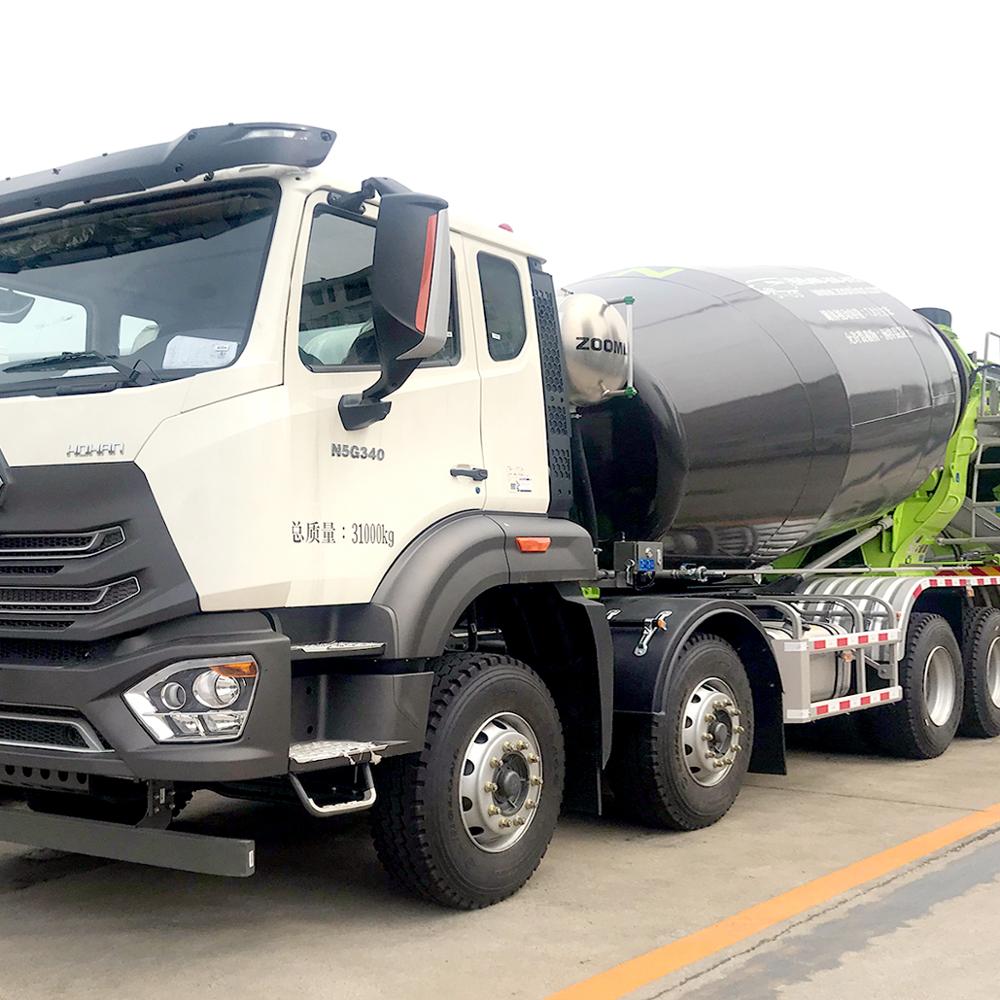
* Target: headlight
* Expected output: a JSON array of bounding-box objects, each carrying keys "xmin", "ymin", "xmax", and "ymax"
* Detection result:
[{"xmin": 123, "ymin": 657, "xmax": 259, "ymax": 742}]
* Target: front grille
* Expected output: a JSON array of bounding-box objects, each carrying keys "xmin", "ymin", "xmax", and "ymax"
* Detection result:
[
  {"xmin": 0, "ymin": 717, "xmax": 88, "ymax": 749},
  {"xmin": 0, "ymin": 577, "xmax": 139, "ymax": 615},
  {"xmin": 0, "ymin": 711, "xmax": 106, "ymax": 753},
  {"xmin": 0, "ymin": 619, "xmax": 73, "ymax": 631},
  {"xmin": 0, "ymin": 526, "xmax": 125, "ymax": 562},
  {"xmin": 0, "ymin": 636, "xmax": 113, "ymax": 664}
]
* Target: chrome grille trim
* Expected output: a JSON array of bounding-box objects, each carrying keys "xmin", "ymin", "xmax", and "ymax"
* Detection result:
[
  {"xmin": 0, "ymin": 576, "xmax": 140, "ymax": 615},
  {"xmin": 0, "ymin": 712, "xmax": 110, "ymax": 754},
  {"xmin": 0, "ymin": 526, "xmax": 125, "ymax": 562}
]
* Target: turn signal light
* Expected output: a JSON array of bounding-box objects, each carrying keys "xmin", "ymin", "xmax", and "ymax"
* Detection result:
[
  {"xmin": 211, "ymin": 659, "xmax": 258, "ymax": 678},
  {"xmin": 515, "ymin": 536, "xmax": 551, "ymax": 553}
]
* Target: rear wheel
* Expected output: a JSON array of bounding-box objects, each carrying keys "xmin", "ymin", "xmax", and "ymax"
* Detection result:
[
  {"xmin": 370, "ymin": 652, "xmax": 564, "ymax": 909},
  {"xmin": 609, "ymin": 633, "xmax": 753, "ymax": 830},
  {"xmin": 867, "ymin": 612, "xmax": 963, "ymax": 759},
  {"xmin": 959, "ymin": 608, "xmax": 1000, "ymax": 738}
]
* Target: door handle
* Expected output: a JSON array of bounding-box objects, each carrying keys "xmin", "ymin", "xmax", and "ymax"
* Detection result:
[{"xmin": 450, "ymin": 466, "xmax": 489, "ymax": 481}]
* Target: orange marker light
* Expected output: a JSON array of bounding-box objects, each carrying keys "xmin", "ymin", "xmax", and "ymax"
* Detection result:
[
  {"xmin": 516, "ymin": 536, "xmax": 551, "ymax": 553},
  {"xmin": 211, "ymin": 659, "xmax": 258, "ymax": 678}
]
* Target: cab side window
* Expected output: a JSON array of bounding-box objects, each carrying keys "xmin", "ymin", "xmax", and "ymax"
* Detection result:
[
  {"xmin": 298, "ymin": 207, "xmax": 460, "ymax": 370},
  {"xmin": 478, "ymin": 253, "xmax": 527, "ymax": 362}
]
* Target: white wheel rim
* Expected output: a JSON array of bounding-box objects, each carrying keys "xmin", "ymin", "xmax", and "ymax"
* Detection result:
[
  {"xmin": 923, "ymin": 645, "xmax": 957, "ymax": 727},
  {"xmin": 987, "ymin": 637, "xmax": 1000, "ymax": 710},
  {"xmin": 680, "ymin": 677, "xmax": 743, "ymax": 787},
  {"xmin": 458, "ymin": 712, "xmax": 543, "ymax": 854}
]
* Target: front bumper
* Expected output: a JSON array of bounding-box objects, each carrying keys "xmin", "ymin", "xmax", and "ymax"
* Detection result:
[{"xmin": 0, "ymin": 611, "xmax": 291, "ymax": 783}]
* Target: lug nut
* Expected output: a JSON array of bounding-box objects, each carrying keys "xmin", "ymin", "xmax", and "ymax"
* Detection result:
[
  {"xmin": 530, "ymin": 776, "xmax": 543, "ymax": 787},
  {"xmin": 490, "ymin": 757, "xmax": 502, "ymax": 768},
  {"xmin": 513, "ymin": 817, "xmax": 526, "ymax": 826},
  {"xmin": 517, "ymin": 740, "xmax": 528, "ymax": 751},
  {"xmin": 736, "ymin": 725, "xmax": 746, "ymax": 734},
  {"xmin": 525, "ymin": 799, "xmax": 536, "ymax": 809},
  {"xmin": 487, "ymin": 805, "xmax": 500, "ymax": 816},
  {"xmin": 705, "ymin": 713, "xmax": 716, "ymax": 724},
  {"xmin": 503, "ymin": 741, "xmax": 513, "ymax": 751},
  {"xmin": 499, "ymin": 818, "xmax": 512, "ymax": 828},
  {"xmin": 484, "ymin": 782, "xmax": 498, "ymax": 793},
  {"xmin": 528, "ymin": 753, "xmax": 539, "ymax": 764},
  {"xmin": 702, "ymin": 733, "xmax": 713, "ymax": 742}
]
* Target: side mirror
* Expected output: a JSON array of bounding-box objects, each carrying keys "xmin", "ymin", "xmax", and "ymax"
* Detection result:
[
  {"xmin": 339, "ymin": 192, "xmax": 450, "ymax": 430},
  {"xmin": 0, "ymin": 287, "xmax": 35, "ymax": 324}
]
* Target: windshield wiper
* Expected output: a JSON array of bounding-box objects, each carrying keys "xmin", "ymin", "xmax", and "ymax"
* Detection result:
[
  {"xmin": 3, "ymin": 350, "xmax": 161, "ymax": 386},
  {"xmin": 5, "ymin": 350, "xmax": 130, "ymax": 374}
]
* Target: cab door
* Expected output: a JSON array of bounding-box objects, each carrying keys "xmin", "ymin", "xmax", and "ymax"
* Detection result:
[
  {"xmin": 283, "ymin": 192, "xmax": 484, "ymax": 607},
  {"xmin": 461, "ymin": 239, "xmax": 549, "ymax": 513}
]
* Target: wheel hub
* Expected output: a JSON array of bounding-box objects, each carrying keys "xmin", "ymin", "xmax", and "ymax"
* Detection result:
[
  {"xmin": 923, "ymin": 645, "xmax": 957, "ymax": 727},
  {"xmin": 987, "ymin": 637, "xmax": 1000, "ymax": 710},
  {"xmin": 459, "ymin": 712, "xmax": 543, "ymax": 853},
  {"xmin": 682, "ymin": 678, "xmax": 743, "ymax": 787}
]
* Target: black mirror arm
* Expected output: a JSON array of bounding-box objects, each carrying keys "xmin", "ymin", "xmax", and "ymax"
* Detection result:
[
  {"xmin": 338, "ymin": 393, "xmax": 392, "ymax": 431},
  {"xmin": 339, "ymin": 356, "xmax": 420, "ymax": 431},
  {"xmin": 329, "ymin": 176, "xmax": 412, "ymax": 214}
]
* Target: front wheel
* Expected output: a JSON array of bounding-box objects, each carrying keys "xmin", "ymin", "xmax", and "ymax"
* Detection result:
[
  {"xmin": 609, "ymin": 633, "xmax": 754, "ymax": 830},
  {"xmin": 371, "ymin": 652, "xmax": 564, "ymax": 909}
]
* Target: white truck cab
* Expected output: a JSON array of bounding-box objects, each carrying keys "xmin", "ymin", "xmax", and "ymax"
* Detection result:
[{"xmin": 0, "ymin": 125, "xmax": 606, "ymax": 907}]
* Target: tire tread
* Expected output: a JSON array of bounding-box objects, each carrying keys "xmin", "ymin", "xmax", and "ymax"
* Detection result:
[
  {"xmin": 609, "ymin": 633, "xmax": 748, "ymax": 831},
  {"xmin": 959, "ymin": 607, "xmax": 1000, "ymax": 738},
  {"xmin": 370, "ymin": 651, "xmax": 559, "ymax": 909},
  {"xmin": 867, "ymin": 612, "xmax": 962, "ymax": 759}
]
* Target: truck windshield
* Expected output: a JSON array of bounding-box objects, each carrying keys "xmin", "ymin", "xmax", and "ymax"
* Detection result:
[{"xmin": 0, "ymin": 181, "xmax": 278, "ymax": 396}]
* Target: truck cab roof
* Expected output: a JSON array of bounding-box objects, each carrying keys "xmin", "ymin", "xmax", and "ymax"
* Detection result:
[{"xmin": 0, "ymin": 121, "xmax": 542, "ymax": 260}]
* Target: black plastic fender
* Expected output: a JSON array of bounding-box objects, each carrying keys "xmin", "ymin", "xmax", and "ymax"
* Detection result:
[
  {"xmin": 372, "ymin": 512, "xmax": 597, "ymax": 658},
  {"xmin": 604, "ymin": 595, "xmax": 786, "ymax": 775}
]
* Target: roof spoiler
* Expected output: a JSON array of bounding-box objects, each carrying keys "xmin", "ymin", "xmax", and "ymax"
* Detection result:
[{"xmin": 0, "ymin": 122, "xmax": 336, "ymax": 222}]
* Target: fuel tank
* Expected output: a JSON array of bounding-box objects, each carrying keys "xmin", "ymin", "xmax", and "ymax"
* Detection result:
[{"xmin": 568, "ymin": 266, "xmax": 965, "ymax": 566}]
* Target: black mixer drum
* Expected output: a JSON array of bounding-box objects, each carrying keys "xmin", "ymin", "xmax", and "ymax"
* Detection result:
[{"xmin": 568, "ymin": 266, "xmax": 965, "ymax": 565}]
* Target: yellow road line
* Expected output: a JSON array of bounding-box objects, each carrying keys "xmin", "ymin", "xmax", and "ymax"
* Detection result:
[{"xmin": 548, "ymin": 801, "xmax": 1000, "ymax": 1000}]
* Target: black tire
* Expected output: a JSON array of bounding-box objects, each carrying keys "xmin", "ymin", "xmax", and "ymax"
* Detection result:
[
  {"xmin": 608, "ymin": 633, "xmax": 753, "ymax": 830},
  {"xmin": 959, "ymin": 608, "xmax": 1000, "ymax": 738},
  {"xmin": 866, "ymin": 612, "xmax": 963, "ymax": 759},
  {"xmin": 370, "ymin": 652, "xmax": 564, "ymax": 909}
]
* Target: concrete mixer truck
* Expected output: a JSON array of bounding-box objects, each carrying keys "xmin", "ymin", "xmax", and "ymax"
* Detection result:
[{"xmin": 0, "ymin": 123, "xmax": 998, "ymax": 909}]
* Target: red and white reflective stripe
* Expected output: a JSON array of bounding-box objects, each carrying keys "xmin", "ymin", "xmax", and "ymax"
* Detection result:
[
  {"xmin": 783, "ymin": 628, "xmax": 900, "ymax": 653},
  {"xmin": 785, "ymin": 686, "xmax": 903, "ymax": 722},
  {"xmin": 913, "ymin": 574, "xmax": 1000, "ymax": 598}
]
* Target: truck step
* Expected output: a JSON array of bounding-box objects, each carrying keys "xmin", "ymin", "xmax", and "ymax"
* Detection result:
[
  {"xmin": 288, "ymin": 765, "xmax": 377, "ymax": 818},
  {"xmin": 289, "ymin": 739, "xmax": 390, "ymax": 767}
]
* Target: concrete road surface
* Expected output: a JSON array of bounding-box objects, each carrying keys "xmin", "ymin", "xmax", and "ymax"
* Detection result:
[{"xmin": 2, "ymin": 735, "xmax": 1000, "ymax": 1000}]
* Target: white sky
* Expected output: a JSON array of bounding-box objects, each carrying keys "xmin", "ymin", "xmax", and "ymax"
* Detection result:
[{"xmin": 3, "ymin": 0, "xmax": 998, "ymax": 350}]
